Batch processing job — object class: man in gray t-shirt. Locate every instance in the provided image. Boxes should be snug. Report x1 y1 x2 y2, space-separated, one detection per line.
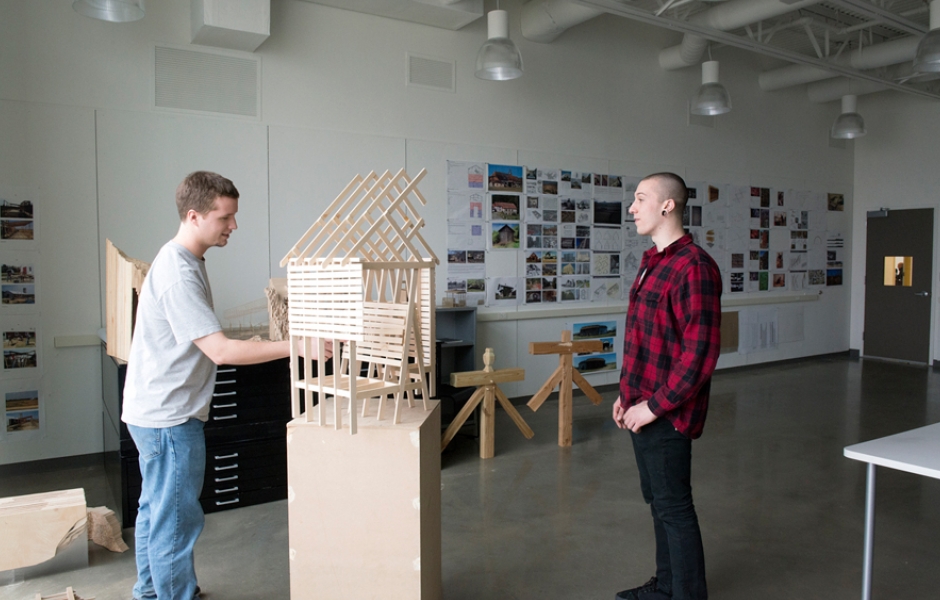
121 171 328 600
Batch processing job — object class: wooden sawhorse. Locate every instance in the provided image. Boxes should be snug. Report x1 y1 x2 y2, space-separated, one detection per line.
527 330 604 447
441 348 534 458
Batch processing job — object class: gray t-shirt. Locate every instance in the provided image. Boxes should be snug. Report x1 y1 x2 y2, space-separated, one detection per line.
121 241 222 428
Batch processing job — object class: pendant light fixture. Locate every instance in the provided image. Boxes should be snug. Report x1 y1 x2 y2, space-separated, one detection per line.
690 60 731 115
475 2 523 81
830 95 867 139
72 0 144 22
913 0 940 74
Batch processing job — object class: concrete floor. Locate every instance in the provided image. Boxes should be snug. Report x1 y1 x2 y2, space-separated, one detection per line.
2 355 939 600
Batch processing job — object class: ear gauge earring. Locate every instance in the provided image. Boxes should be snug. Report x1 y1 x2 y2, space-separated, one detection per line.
662 210 667 216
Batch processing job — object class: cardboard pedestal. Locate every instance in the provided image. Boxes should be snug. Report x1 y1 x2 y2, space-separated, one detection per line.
287 399 441 600
0 489 88 586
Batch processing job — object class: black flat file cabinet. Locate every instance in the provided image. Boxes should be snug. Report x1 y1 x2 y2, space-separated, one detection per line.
102 349 292 528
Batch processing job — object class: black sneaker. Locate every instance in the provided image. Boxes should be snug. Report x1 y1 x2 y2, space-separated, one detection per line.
615 576 659 600
637 589 671 599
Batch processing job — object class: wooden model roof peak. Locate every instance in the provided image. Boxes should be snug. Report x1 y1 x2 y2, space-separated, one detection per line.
280 168 439 268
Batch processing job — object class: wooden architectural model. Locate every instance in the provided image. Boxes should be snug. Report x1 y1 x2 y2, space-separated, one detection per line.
442 348 533 459
104 239 150 362
280 169 439 434
527 330 604 447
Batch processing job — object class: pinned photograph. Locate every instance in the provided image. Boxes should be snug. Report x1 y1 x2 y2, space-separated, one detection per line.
491 194 521 220
827 193 844 211
1 199 33 219
494 280 517 300
1 220 34 241
573 321 617 339
574 352 617 373
488 164 524 193
594 200 622 226
1 264 34 284
491 223 520 249
2 284 35 304
6 389 39 432
3 330 37 370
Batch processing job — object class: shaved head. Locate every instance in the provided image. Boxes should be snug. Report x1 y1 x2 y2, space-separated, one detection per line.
641 172 689 214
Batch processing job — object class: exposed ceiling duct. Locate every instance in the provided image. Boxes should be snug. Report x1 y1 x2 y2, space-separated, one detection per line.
759 36 919 91
574 0 940 101
807 76 888 102
520 0 603 43
658 0 825 70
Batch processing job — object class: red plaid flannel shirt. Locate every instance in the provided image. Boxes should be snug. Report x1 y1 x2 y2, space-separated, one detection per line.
619 234 722 439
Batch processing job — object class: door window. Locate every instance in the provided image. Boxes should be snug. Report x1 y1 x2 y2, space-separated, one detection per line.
883 256 912 287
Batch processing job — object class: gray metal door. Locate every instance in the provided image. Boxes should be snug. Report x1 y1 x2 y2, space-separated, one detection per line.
863 208 933 363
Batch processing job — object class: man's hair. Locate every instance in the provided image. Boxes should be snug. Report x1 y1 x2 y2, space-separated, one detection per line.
642 172 688 214
175 171 239 220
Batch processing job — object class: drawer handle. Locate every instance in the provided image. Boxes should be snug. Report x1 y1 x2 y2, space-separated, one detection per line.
213 391 237 398
213 402 237 409
215 498 240 506
215 486 239 494
212 414 238 421
214 452 239 460
215 474 239 482
214 463 239 471
216 379 237 385
217 368 236 374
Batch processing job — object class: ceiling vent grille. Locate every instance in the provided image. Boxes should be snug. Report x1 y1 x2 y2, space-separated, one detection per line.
155 46 260 117
407 53 456 93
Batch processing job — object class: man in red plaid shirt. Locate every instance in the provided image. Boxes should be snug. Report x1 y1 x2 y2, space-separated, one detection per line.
613 173 722 600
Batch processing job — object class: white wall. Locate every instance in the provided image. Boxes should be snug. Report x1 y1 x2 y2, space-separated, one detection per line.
0 101 101 464
0 0 856 464
851 92 940 364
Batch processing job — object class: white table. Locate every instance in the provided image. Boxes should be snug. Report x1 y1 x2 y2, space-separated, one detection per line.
843 422 940 600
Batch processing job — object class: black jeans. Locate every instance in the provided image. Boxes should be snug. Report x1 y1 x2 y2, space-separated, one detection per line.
630 418 707 600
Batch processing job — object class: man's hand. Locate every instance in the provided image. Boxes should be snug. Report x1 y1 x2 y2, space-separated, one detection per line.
622 401 657 433
612 396 628 429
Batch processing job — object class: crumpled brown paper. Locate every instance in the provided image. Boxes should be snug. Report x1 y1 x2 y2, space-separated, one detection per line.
85 506 128 552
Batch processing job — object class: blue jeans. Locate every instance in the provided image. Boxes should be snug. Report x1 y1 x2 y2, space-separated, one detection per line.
630 418 707 600
128 420 206 600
